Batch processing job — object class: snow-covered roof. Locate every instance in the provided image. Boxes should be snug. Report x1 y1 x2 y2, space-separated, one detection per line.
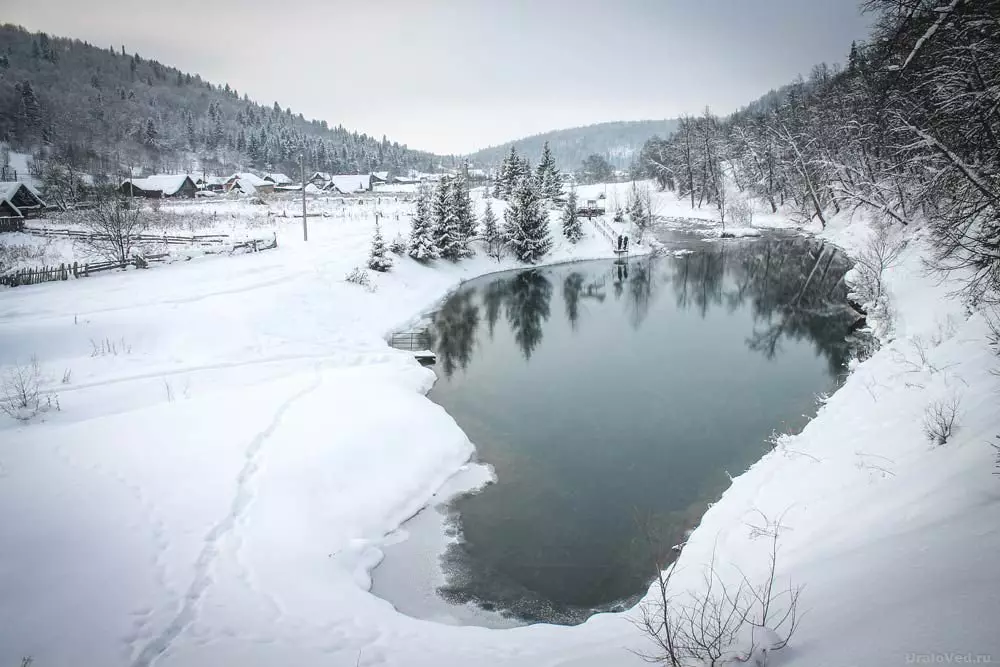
329 174 371 193
304 183 322 195
0 181 47 209
0 198 22 218
122 174 194 196
229 172 269 187
264 173 294 185
372 171 389 181
232 179 258 195
309 171 333 182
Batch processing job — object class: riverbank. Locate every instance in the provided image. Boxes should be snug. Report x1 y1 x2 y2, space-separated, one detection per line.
0 190 996 666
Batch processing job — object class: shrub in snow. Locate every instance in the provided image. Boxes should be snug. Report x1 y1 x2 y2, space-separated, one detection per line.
367 222 392 272
636 512 801 666
1 356 42 421
991 436 999 476
388 233 407 255
923 396 960 446
345 266 373 290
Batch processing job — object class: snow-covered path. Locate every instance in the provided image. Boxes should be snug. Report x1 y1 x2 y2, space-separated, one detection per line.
1 191 998 666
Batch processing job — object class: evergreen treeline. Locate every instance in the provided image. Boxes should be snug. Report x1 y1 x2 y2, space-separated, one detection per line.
637 0 1000 303
469 119 680 172
0 23 436 178
407 143 566 265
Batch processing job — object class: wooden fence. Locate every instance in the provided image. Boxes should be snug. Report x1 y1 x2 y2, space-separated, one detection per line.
22 226 231 245
1 233 278 288
0 218 24 233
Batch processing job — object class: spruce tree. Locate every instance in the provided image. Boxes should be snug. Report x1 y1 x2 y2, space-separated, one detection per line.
562 189 583 242
481 200 502 261
408 184 439 261
368 221 392 272
536 141 565 205
451 175 476 256
503 176 552 263
433 178 461 260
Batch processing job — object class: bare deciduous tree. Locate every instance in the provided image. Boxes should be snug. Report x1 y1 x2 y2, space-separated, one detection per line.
78 188 149 264
852 222 903 306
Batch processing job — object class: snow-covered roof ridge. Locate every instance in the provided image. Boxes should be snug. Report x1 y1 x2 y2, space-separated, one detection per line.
229 172 269 187
0 181 47 209
122 174 194 196
264 173 294 185
329 174 372 193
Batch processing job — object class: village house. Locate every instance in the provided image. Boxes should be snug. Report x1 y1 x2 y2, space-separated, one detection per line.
224 173 274 195
119 174 198 199
264 173 294 187
196 175 229 192
328 174 373 194
0 181 47 218
308 171 333 187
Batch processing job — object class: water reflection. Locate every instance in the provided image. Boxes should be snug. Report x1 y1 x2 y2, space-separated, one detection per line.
413 237 861 626
431 239 856 378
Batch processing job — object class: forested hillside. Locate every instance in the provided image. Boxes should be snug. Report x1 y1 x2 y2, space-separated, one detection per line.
468 119 679 172
0 24 438 178
637 0 1000 304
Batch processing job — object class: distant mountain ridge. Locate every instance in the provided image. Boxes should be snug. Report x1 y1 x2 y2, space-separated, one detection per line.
467 119 680 171
0 23 438 179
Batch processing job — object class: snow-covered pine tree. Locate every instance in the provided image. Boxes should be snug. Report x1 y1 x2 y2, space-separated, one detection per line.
535 141 565 205
408 184 439 261
498 145 521 200
481 200 503 261
627 182 646 226
451 175 476 256
504 176 552 263
493 150 510 199
562 188 583 242
433 178 462 260
368 221 392 272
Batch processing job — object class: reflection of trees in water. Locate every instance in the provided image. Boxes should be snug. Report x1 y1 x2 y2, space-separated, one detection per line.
432 238 856 378
505 270 553 360
431 288 481 378
627 260 655 329
563 272 585 329
482 278 509 339
664 239 857 373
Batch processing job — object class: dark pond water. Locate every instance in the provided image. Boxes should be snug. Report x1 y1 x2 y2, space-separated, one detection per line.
396 236 859 625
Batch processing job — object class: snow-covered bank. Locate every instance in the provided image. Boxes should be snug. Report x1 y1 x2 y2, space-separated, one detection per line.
1 189 997 667
0 196 648 667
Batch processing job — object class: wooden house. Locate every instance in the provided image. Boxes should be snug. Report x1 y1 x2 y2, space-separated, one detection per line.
224 173 274 195
120 175 198 199
0 181 47 217
264 173 294 186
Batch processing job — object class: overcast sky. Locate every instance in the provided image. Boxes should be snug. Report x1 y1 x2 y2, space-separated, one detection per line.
0 0 871 154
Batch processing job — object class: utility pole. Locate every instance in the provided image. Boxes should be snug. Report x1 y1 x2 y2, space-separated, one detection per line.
300 152 308 242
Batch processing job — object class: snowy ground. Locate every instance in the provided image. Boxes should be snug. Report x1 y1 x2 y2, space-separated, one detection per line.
0 185 998 667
